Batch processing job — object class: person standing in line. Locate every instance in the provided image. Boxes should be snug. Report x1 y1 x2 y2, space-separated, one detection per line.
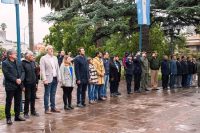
192 58 197 86
187 56 193 87
169 55 177 89
2 49 26 125
149 51 160 90
74 47 89 107
102 52 110 98
176 57 182 88
125 55 134 94
93 52 105 101
88 57 98 104
181 56 188 88
60 55 76 110
57 50 65 67
161 55 170 90
22 51 39 119
140 51 149 91
40 45 61 114
109 55 121 97
196 58 200 87
133 52 142 93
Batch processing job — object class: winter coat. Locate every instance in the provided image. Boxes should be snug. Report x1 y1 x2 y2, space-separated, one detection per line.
170 60 177 75
133 56 142 75
125 59 134 75
60 64 76 87
22 60 37 85
149 57 160 70
176 61 182 75
180 60 188 75
161 60 170 75
92 57 105 85
2 59 25 90
109 60 121 82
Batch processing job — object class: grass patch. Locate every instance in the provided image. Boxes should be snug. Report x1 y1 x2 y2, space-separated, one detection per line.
0 105 14 120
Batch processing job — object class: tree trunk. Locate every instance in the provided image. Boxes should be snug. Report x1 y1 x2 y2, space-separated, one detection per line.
142 25 150 52
28 0 34 51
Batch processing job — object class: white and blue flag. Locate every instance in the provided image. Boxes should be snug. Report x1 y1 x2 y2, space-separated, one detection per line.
136 0 150 25
1 0 19 4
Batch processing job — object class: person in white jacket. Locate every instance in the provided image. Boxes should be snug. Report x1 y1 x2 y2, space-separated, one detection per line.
60 55 76 110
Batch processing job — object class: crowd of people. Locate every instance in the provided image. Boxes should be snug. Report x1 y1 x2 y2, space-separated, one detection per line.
2 45 200 125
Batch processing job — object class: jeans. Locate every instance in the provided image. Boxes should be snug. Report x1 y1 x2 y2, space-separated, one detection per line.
44 77 58 111
24 83 36 114
176 75 182 88
182 74 188 87
5 87 22 119
187 74 192 86
77 83 87 105
95 85 103 100
102 75 109 97
170 74 176 88
88 84 96 101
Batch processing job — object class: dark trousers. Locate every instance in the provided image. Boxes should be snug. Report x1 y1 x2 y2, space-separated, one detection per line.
77 83 87 105
126 74 133 93
198 73 200 87
134 73 141 91
170 74 176 88
182 74 188 87
110 81 119 94
24 84 36 114
62 87 73 106
162 74 169 89
5 87 22 119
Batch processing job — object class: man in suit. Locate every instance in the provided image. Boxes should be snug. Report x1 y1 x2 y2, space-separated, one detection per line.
40 45 61 114
74 47 89 107
2 49 26 125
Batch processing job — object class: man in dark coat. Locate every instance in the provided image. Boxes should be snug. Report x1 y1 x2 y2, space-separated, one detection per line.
22 51 39 119
109 55 121 97
176 57 182 88
161 55 170 90
187 57 193 87
133 52 142 93
125 55 134 94
170 55 177 89
2 49 26 125
74 47 89 107
181 56 188 88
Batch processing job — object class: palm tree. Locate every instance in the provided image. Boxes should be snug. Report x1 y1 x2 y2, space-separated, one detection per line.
0 23 7 31
19 0 72 51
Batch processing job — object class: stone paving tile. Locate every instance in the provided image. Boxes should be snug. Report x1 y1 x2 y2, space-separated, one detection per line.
1 79 200 133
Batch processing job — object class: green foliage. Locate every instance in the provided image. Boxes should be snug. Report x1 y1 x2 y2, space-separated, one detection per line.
0 105 14 120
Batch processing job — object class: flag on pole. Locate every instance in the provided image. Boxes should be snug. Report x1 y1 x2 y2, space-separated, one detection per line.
1 0 19 4
136 0 150 25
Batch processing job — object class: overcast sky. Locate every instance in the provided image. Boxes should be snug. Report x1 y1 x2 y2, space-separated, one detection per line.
0 1 53 44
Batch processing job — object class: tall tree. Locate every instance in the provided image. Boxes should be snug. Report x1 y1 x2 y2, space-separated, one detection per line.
19 0 73 51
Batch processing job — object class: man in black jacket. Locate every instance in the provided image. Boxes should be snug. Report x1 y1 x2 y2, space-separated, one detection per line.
74 48 89 107
2 49 26 125
181 56 188 87
22 51 39 119
125 55 134 94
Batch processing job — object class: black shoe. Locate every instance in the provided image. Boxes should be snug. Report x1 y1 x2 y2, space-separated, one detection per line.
98 98 104 101
135 90 141 93
24 114 30 119
128 92 133 94
15 116 26 121
116 92 121 95
82 103 86 107
68 105 74 110
145 89 150 91
6 119 13 125
77 104 84 108
31 112 39 117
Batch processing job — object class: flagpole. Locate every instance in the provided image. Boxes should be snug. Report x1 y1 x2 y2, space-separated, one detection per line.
15 3 21 61
139 24 142 51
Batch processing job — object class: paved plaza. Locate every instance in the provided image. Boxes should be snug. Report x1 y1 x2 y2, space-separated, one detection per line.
0 80 200 133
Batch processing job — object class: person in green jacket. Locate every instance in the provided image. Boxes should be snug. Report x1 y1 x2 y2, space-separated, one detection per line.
148 51 160 90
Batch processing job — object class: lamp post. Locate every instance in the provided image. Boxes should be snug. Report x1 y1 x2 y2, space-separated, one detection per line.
163 24 181 55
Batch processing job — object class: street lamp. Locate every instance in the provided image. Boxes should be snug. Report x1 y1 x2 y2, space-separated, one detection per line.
163 24 181 55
